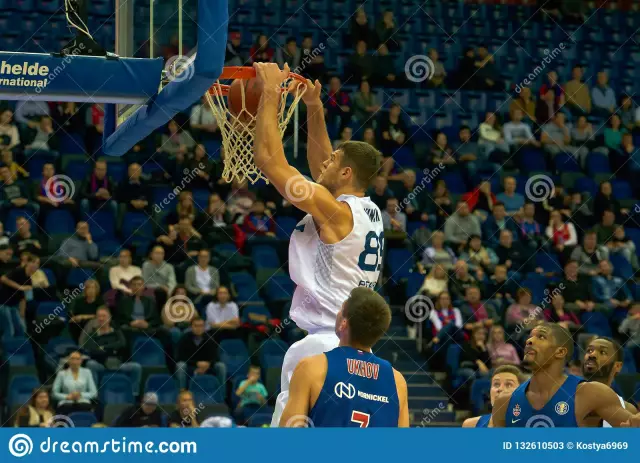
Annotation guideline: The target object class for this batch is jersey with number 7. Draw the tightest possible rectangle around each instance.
[289,195,384,332]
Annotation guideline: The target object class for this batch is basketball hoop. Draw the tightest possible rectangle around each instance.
[205,66,307,184]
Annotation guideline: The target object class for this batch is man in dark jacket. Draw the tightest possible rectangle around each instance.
[481,202,520,248]
[80,159,117,217]
[176,317,226,389]
[114,392,164,427]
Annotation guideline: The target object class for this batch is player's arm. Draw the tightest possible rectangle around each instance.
[301,79,332,181]
[279,357,315,427]
[490,391,511,427]
[580,382,634,426]
[253,63,350,226]
[625,401,638,414]
[393,369,410,427]
[462,416,481,428]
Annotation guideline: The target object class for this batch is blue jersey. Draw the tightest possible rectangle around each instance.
[309,346,399,427]
[476,414,491,428]
[506,375,585,427]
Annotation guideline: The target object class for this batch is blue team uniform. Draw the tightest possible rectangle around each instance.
[476,414,491,427]
[506,375,585,427]
[308,346,399,427]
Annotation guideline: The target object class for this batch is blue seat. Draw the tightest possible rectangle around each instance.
[535,252,562,274]
[121,212,153,240]
[251,245,280,269]
[264,274,294,302]
[445,344,462,387]
[574,176,598,197]
[247,411,274,427]
[131,338,166,367]
[611,180,632,200]
[189,374,224,404]
[5,209,37,233]
[553,152,581,172]
[242,305,272,326]
[405,272,424,300]
[518,148,547,173]
[100,373,134,404]
[45,337,77,358]
[67,411,97,427]
[3,337,35,366]
[219,339,250,379]
[275,216,297,239]
[8,374,40,406]
[84,210,116,240]
[66,267,94,288]
[470,378,491,415]
[622,347,637,374]
[229,272,263,304]
[386,248,414,283]
[44,209,76,235]
[36,301,65,318]
[259,339,288,369]
[191,189,210,210]
[586,152,610,175]
[441,171,466,194]
[145,374,179,404]
[610,253,633,280]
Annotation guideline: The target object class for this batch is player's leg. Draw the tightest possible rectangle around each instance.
[270,332,338,427]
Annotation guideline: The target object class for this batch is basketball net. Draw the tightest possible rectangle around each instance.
[205,77,306,184]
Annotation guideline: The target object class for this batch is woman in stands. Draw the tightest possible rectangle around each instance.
[168,390,200,428]
[14,389,54,427]
[51,351,97,416]
[545,209,578,255]
[419,264,449,300]
[419,230,456,272]
[67,279,102,342]
[487,325,520,367]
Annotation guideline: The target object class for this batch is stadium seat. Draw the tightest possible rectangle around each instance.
[386,249,414,283]
[66,267,94,288]
[219,339,250,379]
[189,374,224,404]
[84,210,116,240]
[44,209,76,235]
[67,411,97,427]
[259,339,288,370]
[586,152,611,175]
[8,374,40,406]
[470,378,490,415]
[131,338,166,367]
[45,337,77,358]
[229,272,263,305]
[264,274,294,303]
[145,374,179,404]
[100,373,134,404]
[3,338,35,366]
[251,245,281,269]
[275,216,297,238]
[121,212,154,240]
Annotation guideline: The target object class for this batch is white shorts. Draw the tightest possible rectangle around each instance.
[270,331,339,427]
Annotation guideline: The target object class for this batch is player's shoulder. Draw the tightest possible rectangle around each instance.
[392,368,408,390]
[295,353,328,377]
[462,416,481,428]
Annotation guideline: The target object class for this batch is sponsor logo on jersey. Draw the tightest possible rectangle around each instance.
[358,280,376,289]
[334,382,356,399]
[346,358,380,380]
[555,401,569,415]
[512,404,521,417]
[357,390,389,403]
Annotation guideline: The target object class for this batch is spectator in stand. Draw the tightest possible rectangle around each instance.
[426,48,447,88]
[116,276,173,362]
[142,246,177,307]
[619,304,640,371]
[11,216,42,256]
[324,76,352,133]
[560,260,605,313]
[0,164,38,217]
[367,175,393,210]
[444,200,481,251]
[205,286,240,342]
[374,43,401,88]
[603,114,626,154]
[67,279,102,342]
[495,229,536,275]
[25,116,58,154]
[190,97,219,143]
[242,200,275,237]
[176,317,226,389]
[454,126,480,186]
[539,70,565,115]
[487,265,516,307]
[570,115,595,153]
[449,259,479,303]
[453,47,476,89]
[473,46,502,91]
[56,221,100,270]
[0,254,39,338]
[541,112,587,163]
[487,325,520,367]
[592,260,632,312]
[608,225,638,269]
[185,249,220,306]
[570,230,609,276]
[14,100,49,125]
[195,193,234,245]
[457,327,491,382]
[235,365,268,421]
[1,151,27,180]
[517,203,543,249]
[226,179,255,223]
[249,33,274,63]
[80,160,117,217]
[591,71,616,117]
[419,264,449,299]
[619,94,636,131]
[0,244,14,275]
[564,65,592,116]
[352,80,381,127]
[544,293,580,333]
[0,110,20,154]
[509,87,536,123]
[332,126,352,150]
[382,197,407,240]
[419,231,456,272]
[117,162,151,216]
[52,102,85,136]
[463,180,496,222]
[186,144,213,190]
[460,286,497,332]
[157,217,205,266]
[349,40,374,83]
[478,112,509,159]
[109,248,141,299]
[350,8,375,48]
[362,126,378,149]
[13,389,54,427]
[34,163,75,217]
[52,351,97,415]
[168,390,200,428]
[593,181,627,223]
[82,306,141,395]
[482,202,519,248]
[593,209,617,245]
[429,131,456,167]
[546,209,578,255]
[427,291,464,358]
[375,10,399,50]
[496,177,524,216]
[460,234,497,274]
[503,109,539,151]
[275,37,301,71]
[427,180,453,229]
[505,288,544,341]
[300,35,326,81]
[85,103,104,154]
[159,119,196,157]
[224,30,244,66]
[114,392,163,427]
[166,190,196,226]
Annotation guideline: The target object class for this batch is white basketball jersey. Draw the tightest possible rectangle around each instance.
[602,394,625,427]
[288,194,384,333]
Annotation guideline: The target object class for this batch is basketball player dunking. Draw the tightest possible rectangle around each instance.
[582,336,638,427]
[252,63,384,426]
[462,365,523,428]
[280,288,409,427]
[492,323,640,427]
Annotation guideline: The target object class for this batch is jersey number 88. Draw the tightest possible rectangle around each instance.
[358,231,384,272]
